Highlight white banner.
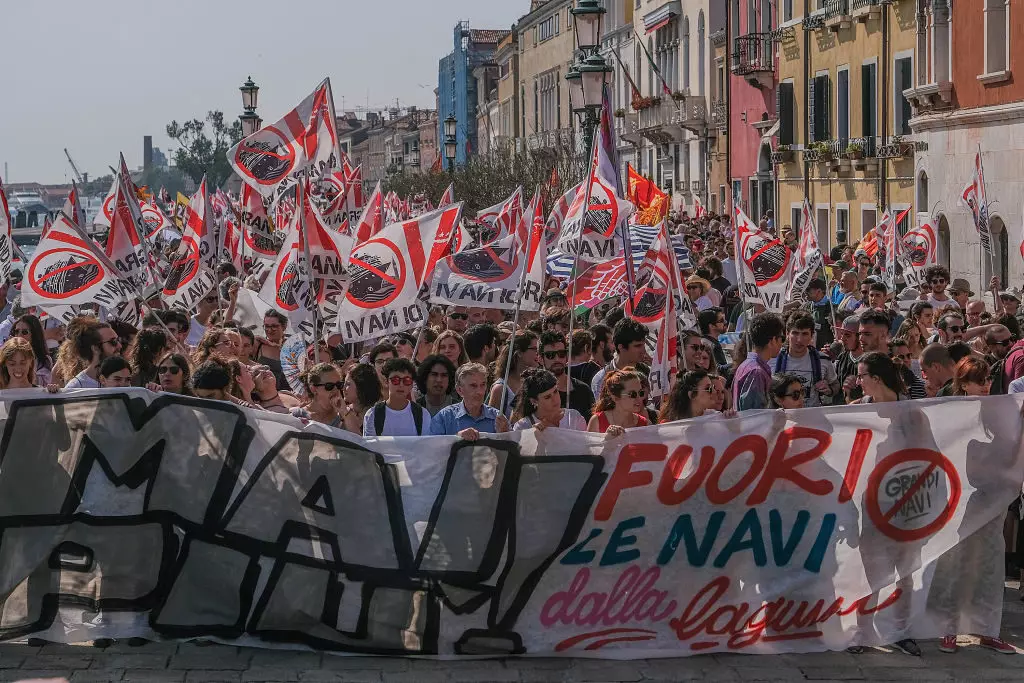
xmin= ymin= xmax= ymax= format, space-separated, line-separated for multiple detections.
xmin=0 ymin=390 xmax=1021 ymax=657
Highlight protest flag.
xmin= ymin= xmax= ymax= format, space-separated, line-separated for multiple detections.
xmin=162 ymin=176 xmax=219 ymax=311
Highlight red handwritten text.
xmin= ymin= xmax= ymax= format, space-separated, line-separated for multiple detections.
xmin=540 ymin=565 xmax=678 ymax=628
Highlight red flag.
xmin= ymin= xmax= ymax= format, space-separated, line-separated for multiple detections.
xmin=353 ymin=182 xmax=383 ymax=244
xmin=163 ymin=176 xmax=218 ymax=309
xmin=568 ymin=258 xmax=629 ymax=308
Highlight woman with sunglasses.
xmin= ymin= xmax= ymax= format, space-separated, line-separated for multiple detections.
xmin=894 ymin=320 xmax=926 ymax=377
xmin=433 ymin=330 xmax=468 ymax=367
xmin=10 ymin=314 xmax=53 ymax=386
xmin=152 ymin=353 xmax=192 ymax=396
xmin=255 ymin=311 xmax=289 ymax=390
xmin=952 ymin=357 xmax=992 ymax=396
xmin=342 ymin=363 xmax=382 ymax=434
xmin=769 ymin=372 xmax=806 ymax=410
xmin=291 ymin=363 xmax=344 ymax=427
xmin=510 ymin=368 xmax=587 ymax=432
xmin=588 ymin=368 xmax=650 ymax=436
xmin=659 ymin=370 xmax=722 ymax=422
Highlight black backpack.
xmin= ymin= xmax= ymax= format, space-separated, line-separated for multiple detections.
xmin=373 ymin=401 xmax=426 ymax=436
xmin=989 ymin=357 xmax=1009 ymax=395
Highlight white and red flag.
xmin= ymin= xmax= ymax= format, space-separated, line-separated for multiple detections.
xmin=301 ymin=184 xmax=354 ymax=280
xmin=228 ymin=78 xmax=343 ymax=200
xmin=335 ymin=204 xmax=463 ymax=342
xmin=222 ymin=217 xmax=244 ymax=274
xmin=475 ymin=186 xmax=524 ymax=246
xmin=258 ymin=189 xmax=320 ymax=337
xmin=899 ymin=218 xmax=939 ymax=289
xmin=545 ymin=182 xmax=582 ymax=248
xmin=734 ymin=205 xmax=792 ymax=311
xmin=93 ymin=176 xmax=119 ymax=228
xmin=22 ymin=213 xmax=134 ymax=309
xmin=105 ymin=177 xmax=152 ymax=291
xmin=430 ymin=190 xmax=546 ymax=311
xmin=787 ymin=199 xmax=825 ymax=300
xmin=960 ymin=150 xmax=993 ymax=255
xmin=240 ymin=185 xmax=279 ymax=264
xmin=139 ymin=202 xmax=178 ymax=241
xmin=352 ymin=181 xmax=383 ymax=244
xmin=162 ymin=176 xmax=219 ymax=311
xmin=567 ymin=258 xmax=629 ymax=309
xmin=438 ymin=183 xmax=455 ymax=208
xmin=0 ymin=177 xmax=12 ymax=281
xmin=62 ymin=182 xmax=88 ymax=228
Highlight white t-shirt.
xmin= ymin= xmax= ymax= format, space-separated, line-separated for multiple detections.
xmin=694 ymin=296 xmax=714 ymax=311
xmin=513 ymin=409 xmax=587 ymax=432
xmin=926 ymin=294 xmax=960 ymax=311
xmin=769 ymin=350 xmax=838 ymax=408
xmin=362 ymin=402 xmax=422 ymax=437
xmin=64 ymin=369 xmax=101 ymax=390
xmin=187 ymin=316 xmax=206 ymax=347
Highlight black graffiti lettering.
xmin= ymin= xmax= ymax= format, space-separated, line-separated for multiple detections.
xmin=0 ymin=394 xmax=604 ymax=654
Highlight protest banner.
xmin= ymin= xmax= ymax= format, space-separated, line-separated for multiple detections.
xmin=0 ymin=389 xmax=1020 ymax=658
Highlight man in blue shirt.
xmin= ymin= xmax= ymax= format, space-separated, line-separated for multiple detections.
xmin=430 ymin=363 xmax=509 ymax=439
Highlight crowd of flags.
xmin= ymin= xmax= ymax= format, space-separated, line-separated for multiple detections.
xmin=0 ymin=75 xmax=1013 ymax=397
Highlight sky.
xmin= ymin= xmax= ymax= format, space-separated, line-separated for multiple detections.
xmin=0 ymin=0 xmax=522 ymax=186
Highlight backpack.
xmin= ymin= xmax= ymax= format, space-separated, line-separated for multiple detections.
xmin=373 ymin=401 xmax=425 ymax=436
xmin=774 ymin=347 xmax=823 ymax=383
xmin=989 ymin=357 xmax=1009 ymax=395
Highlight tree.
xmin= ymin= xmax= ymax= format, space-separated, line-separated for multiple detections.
xmin=383 ymin=139 xmax=586 ymax=217
xmin=166 ymin=111 xmax=242 ymax=189
xmin=137 ymin=166 xmax=191 ymax=197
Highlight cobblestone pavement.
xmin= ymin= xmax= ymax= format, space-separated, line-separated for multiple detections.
xmin=2 ymin=588 xmax=1023 ymax=683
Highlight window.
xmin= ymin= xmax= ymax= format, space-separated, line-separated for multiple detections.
xmin=861 ymin=62 xmax=877 ymax=138
xmin=719 ymin=186 xmax=727 ymax=213
xmin=539 ymin=15 xmax=557 ymax=42
xmin=655 ymin=21 xmax=679 ymax=92
xmin=783 ymin=0 xmax=793 ymax=22
xmin=816 ymin=207 xmax=830 ymax=251
xmin=984 ymin=0 xmax=1008 ymax=74
xmin=750 ymin=179 xmax=760 ymax=219
xmin=836 ymin=206 xmax=849 ymax=245
xmin=499 ymin=59 xmax=510 ymax=80
xmin=930 ymin=0 xmax=951 ymax=83
xmin=894 ymin=56 xmax=913 ymax=135
xmin=837 ymin=67 xmax=849 ymax=141
xmin=809 ymin=74 xmax=831 ymax=142
xmin=733 ymin=180 xmax=742 ymax=209
xmin=791 ymin=207 xmax=802 ymax=236
xmin=861 ymin=207 xmax=876 ymax=241
xmin=776 ymin=81 xmax=795 ymax=145
xmin=538 ymin=69 xmax=560 ymax=132
xmin=683 ymin=17 xmax=691 ymax=91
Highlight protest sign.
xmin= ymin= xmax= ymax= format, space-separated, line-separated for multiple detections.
xmin=0 ymin=390 xmax=1020 ymax=657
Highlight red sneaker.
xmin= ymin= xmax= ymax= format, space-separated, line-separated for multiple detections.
xmin=939 ymin=635 xmax=958 ymax=653
xmin=979 ymin=636 xmax=1015 ymax=654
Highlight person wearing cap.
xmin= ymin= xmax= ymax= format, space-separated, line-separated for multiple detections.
xmin=834 ymin=314 xmax=865 ymax=403
xmin=685 ymin=275 xmax=714 ymax=312
xmin=540 ymin=289 xmax=569 ymax=317
xmin=947 ymin=279 xmax=974 ymax=311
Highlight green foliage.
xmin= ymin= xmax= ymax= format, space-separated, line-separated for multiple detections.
xmin=137 ymin=166 xmax=191 ymax=197
xmin=382 ymin=140 xmax=587 ymax=216
xmin=166 ymin=111 xmax=242 ymax=189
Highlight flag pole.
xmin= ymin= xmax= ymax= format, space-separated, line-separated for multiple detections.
xmin=977 ymin=144 xmax=999 ymax=310
xmin=499 ymin=190 xmax=542 ymax=414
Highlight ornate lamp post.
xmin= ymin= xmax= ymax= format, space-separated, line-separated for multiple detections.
xmin=239 ymin=76 xmax=263 ymax=136
xmin=443 ymin=114 xmax=458 ymax=171
xmin=567 ymin=1 xmax=612 ymax=158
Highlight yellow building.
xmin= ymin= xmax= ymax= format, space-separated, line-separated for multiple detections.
xmin=518 ymin=0 xmax=577 ymax=151
xmin=774 ymin=0 xmax=917 ymax=253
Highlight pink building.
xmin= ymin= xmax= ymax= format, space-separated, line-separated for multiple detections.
xmin=728 ymin=0 xmax=776 ymax=220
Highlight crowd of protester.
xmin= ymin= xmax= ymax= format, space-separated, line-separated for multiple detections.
xmin=1 ymin=207 xmax=1023 ymax=655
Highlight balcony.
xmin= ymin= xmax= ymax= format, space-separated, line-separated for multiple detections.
xmin=824 ymin=0 xmax=852 ymax=31
xmin=851 ymin=0 xmax=883 ymax=22
xmin=840 ymin=136 xmax=879 ymax=174
xmin=711 ymin=98 xmax=727 ymax=130
xmin=904 ymin=81 xmax=954 ymax=114
xmin=636 ymin=96 xmax=707 ymax=144
xmin=691 ymin=181 xmax=705 ymax=195
xmin=620 ymin=113 xmax=643 ymax=146
xmin=731 ymin=33 xmax=774 ymax=89
xmin=403 ymin=152 xmax=420 ymax=168
xmin=876 ymin=135 xmax=916 ymax=160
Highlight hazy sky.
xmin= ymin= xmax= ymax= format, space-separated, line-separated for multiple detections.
xmin=1 ymin=0 xmax=522 ymax=186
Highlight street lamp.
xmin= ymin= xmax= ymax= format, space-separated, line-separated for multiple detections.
xmin=578 ymin=53 xmax=613 ymax=110
xmin=239 ymin=76 xmax=262 ymax=136
xmin=571 ymin=0 xmax=606 ymax=52
xmin=566 ymin=66 xmax=586 ymax=114
xmin=443 ymin=114 xmax=458 ymax=169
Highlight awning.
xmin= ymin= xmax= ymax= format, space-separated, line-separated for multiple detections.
xmin=643 ymin=0 xmax=681 ymax=34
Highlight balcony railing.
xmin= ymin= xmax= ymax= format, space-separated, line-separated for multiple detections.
xmin=731 ymin=33 xmax=774 ymax=75
xmin=851 ymin=0 xmax=882 ymax=12
xmin=711 ymin=98 xmax=727 ymax=129
xmin=824 ymin=0 xmax=851 ymax=20
xmin=636 ymin=96 xmax=707 ymax=143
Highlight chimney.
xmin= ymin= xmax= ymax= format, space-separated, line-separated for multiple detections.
xmin=143 ymin=136 xmax=153 ymax=171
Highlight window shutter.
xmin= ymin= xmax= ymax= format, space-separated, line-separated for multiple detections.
xmin=778 ymin=83 xmax=794 ymax=146
xmin=823 ymin=76 xmax=832 ymax=140
xmin=809 ymin=77 xmax=817 ymax=142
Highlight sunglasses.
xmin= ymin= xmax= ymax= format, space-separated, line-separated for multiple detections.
xmin=102 ymin=338 xmax=122 ymax=348
xmin=782 ymin=390 xmax=804 ymax=400
xmin=12 ymin=328 xmax=30 ymax=337
xmin=991 ymin=338 xmax=1013 ymax=347
xmin=624 ymin=389 xmax=647 ymax=399
xmin=891 ymin=353 xmax=912 ymax=361
xmin=313 ymin=381 xmax=343 ymax=392
xmin=946 ymin=326 xmax=964 ymax=333
xmin=388 ymin=376 xmax=414 ymax=386
xmin=694 ymin=386 xmax=715 ymax=395
xmin=930 ymin=279 xmax=947 ymax=285
xmin=158 ymin=365 xmax=182 ymax=375
xmin=543 ymin=350 xmax=568 ymax=360
xmin=448 ymin=313 xmax=468 ymax=321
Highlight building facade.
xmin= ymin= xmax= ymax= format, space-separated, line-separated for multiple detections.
xmin=909 ymin=0 xmax=1022 ymax=293
xmin=494 ymin=31 xmax=521 ymax=148
xmin=708 ymin=4 xmax=728 ymax=214
xmin=517 ymin=0 xmax=575 ymax=152
xmin=775 ymin=0 xmax=917 ymax=252
xmin=438 ymin=23 xmax=510 ymax=169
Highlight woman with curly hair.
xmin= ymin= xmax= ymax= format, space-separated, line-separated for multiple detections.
xmin=659 ymin=370 xmax=720 ymax=423
xmin=128 ymin=329 xmax=169 ymax=387
xmin=588 ymin=367 xmax=650 ymax=436
xmin=510 ymin=368 xmax=587 ymax=431
xmin=192 ymin=328 xmax=238 ymax=366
